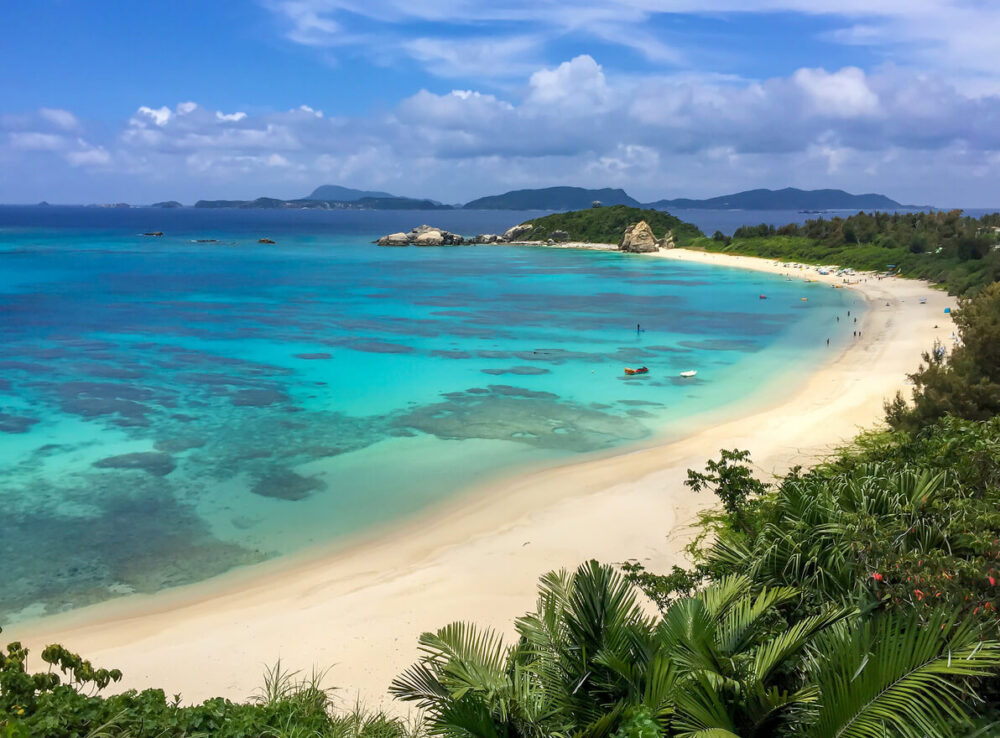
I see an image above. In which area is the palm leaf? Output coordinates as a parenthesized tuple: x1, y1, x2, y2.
(807, 611, 1000, 738)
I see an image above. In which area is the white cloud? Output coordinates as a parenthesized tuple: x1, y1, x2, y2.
(9, 132, 66, 150)
(65, 141, 111, 167)
(793, 67, 880, 118)
(135, 106, 173, 127)
(402, 35, 542, 78)
(216, 110, 248, 122)
(526, 55, 613, 111)
(177, 101, 198, 115)
(5, 57, 1000, 205)
(38, 108, 79, 130)
(263, 0, 1000, 85)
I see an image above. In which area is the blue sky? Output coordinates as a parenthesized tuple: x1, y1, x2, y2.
(3, 0, 1000, 205)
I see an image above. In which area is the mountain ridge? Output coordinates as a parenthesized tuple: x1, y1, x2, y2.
(464, 187, 640, 210)
(644, 187, 907, 211)
(306, 184, 397, 201)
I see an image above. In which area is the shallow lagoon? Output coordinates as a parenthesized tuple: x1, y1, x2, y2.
(0, 208, 862, 621)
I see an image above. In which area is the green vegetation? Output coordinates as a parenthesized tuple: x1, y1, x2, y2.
(393, 562, 998, 737)
(887, 282, 1000, 432)
(518, 205, 703, 246)
(692, 210, 1000, 295)
(0, 637, 416, 737)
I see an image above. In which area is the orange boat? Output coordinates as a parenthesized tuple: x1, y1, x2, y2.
(624, 366, 649, 375)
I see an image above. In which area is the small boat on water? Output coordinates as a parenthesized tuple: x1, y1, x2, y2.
(759, 294, 767, 299)
(680, 370, 697, 378)
(801, 297, 808, 301)
(624, 366, 649, 375)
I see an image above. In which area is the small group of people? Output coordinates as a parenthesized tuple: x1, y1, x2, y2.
(827, 310, 861, 345)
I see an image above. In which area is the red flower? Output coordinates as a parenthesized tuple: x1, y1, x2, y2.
(990, 576, 996, 587)
(872, 572, 883, 582)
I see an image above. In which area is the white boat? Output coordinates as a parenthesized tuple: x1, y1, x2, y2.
(680, 370, 697, 378)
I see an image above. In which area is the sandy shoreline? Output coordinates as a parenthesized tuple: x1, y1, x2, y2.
(9, 248, 956, 711)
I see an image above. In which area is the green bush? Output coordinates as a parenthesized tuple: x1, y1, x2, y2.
(0, 636, 417, 738)
(519, 206, 703, 246)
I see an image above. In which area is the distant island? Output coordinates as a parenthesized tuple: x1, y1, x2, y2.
(306, 184, 397, 201)
(645, 187, 908, 211)
(193, 196, 451, 211)
(464, 186, 639, 210)
(27, 184, 922, 212)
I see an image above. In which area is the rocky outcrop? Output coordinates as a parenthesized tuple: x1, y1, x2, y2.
(472, 233, 501, 243)
(549, 230, 569, 242)
(619, 220, 660, 253)
(502, 223, 534, 242)
(376, 225, 466, 246)
(415, 230, 445, 246)
(659, 230, 675, 249)
(377, 232, 410, 246)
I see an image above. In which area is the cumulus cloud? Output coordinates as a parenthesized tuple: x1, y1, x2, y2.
(526, 55, 613, 111)
(216, 111, 248, 122)
(136, 105, 173, 126)
(3, 56, 1000, 205)
(793, 67, 881, 118)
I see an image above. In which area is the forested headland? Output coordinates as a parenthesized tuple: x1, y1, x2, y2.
(694, 210, 1000, 295)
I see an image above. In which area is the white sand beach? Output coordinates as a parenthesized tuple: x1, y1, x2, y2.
(9, 249, 957, 712)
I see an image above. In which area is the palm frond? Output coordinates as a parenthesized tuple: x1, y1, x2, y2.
(807, 611, 1000, 738)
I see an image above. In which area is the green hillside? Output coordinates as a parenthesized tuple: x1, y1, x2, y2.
(516, 205, 703, 245)
(692, 209, 1000, 295)
(464, 186, 639, 210)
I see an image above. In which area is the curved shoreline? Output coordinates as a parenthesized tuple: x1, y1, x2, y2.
(9, 249, 955, 709)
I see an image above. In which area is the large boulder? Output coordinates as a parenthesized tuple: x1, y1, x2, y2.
(549, 230, 570, 242)
(658, 230, 676, 250)
(502, 223, 534, 242)
(414, 230, 445, 246)
(375, 225, 465, 246)
(377, 232, 410, 246)
(619, 220, 660, 253)
(473, 233, 500, 244)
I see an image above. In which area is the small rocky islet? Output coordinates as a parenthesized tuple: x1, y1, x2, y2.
(375, 205, 693, 253)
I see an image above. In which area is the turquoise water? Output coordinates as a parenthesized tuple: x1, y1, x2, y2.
(0, 208, 862, 622)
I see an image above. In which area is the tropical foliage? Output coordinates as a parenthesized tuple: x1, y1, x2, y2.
(693, 209, 1000, 295)
(887, 282, 1000, 432)
(392, 561, 1000, 737)
(0, 633, 416, 738)
(518, 206, 703, 247)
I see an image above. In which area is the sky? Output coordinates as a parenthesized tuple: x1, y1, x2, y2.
(2, 1, 1000, 206)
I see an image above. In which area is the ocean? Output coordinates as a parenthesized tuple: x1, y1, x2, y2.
(0, 206, 863, 623)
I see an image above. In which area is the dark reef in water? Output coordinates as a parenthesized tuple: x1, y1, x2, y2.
(251, 469, 325, 500)
(396, 385, 648, 452)
(0, 412, 39, 433)
(481, 366, 551, 376)
(93, 452, 177, 477)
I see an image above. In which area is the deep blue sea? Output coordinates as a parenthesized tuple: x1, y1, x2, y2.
(0, 206, 863, 622)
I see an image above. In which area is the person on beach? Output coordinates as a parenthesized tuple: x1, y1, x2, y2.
(826, 338, 830, 345)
